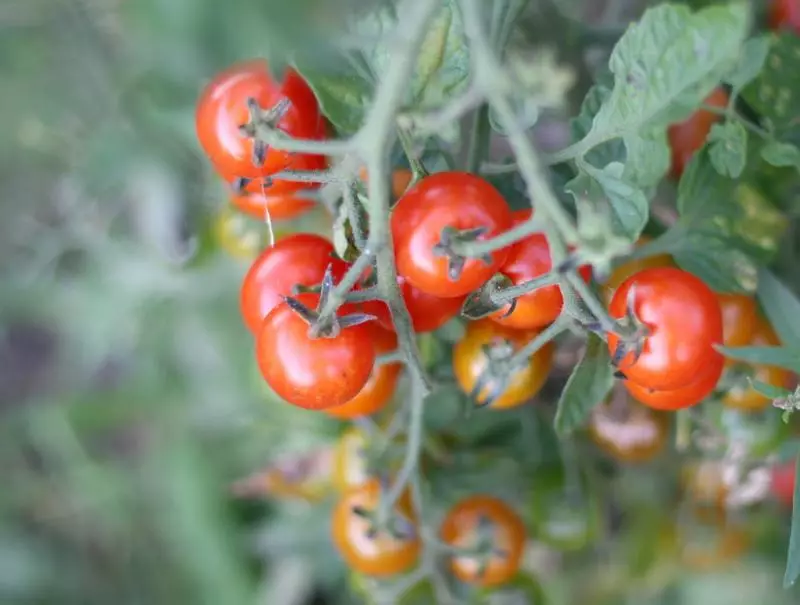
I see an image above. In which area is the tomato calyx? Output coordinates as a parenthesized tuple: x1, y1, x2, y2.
(351, 500, 417, 542)
(432, 225, 494, 282)
(282, 265, 376, 338)
(238, 96, 291, 162)
(467, 338, 525, 408)
(609, 284, 651, 373)
(449, 514, 510, 582)
(461, 274, 517, 320)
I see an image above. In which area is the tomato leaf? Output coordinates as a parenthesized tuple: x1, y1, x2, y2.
(784, 453, 800, 588)
(757, 269, 800, 349)
(749, 378, 793, 401)
(716, 345, 800, 374)
(761, 140, 800, 170)
(724, 35, 772, 91)
(743, 32, 800, 131)
(554, 334, 614, 435)
(588, 3, 749, 143)
(670, 232, 757, 294)
(708, 121, 747, 178)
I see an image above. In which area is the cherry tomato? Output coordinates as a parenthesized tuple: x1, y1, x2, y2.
(440, 495, 525, 587)
(213, 205, 270, 259)
(771, 460, 796, 507)
(391, 172, 513, 298)
(601, 235, 673, 304)
(717, 293, 757, 349)
(256, 292, 375, 410)
(723, 318, 792, 412)
(624, 352, 723, 411)
(240, 233, 348, 333)
(331, 479, 420, 576)
(359, 167, 414, 199)
(667, 87, 728, 179)
(607, 267, 724, 391)
(230, 189, 315, 222)
(195, 59, 327, 184)
(587, 391, 670, 463)
(453, 319, 554, 409)
(326, 327, 402, 419)
(490, 210, 592, 330)
(770, 0, 800, 32)
(368, 275, 465, 333)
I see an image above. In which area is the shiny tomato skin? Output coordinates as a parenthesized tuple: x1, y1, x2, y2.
(770, 0, 800, 32)
(196, 59, 326, 181)
(240, 234, 347, 333)
(230, 189, 315, 221)
(771, 461, 796, 507)
(391, 172, 513, 298)
(440, 495, 526, 587)
(722, 318, 792, 412)
(607, 267, 723, 391)
(453, 320, 554, 409)
(668, 88, 728, 180)
(717, 293, 758, 349)
(256, 293, 375, 410)
(491, 210, 592, 330)
(326, 327, 402, 419)
(369, 276, 465, 333)
(624, 352, 724, 411)
(331, 480, 420, 576)
(602, 236, 673, 304)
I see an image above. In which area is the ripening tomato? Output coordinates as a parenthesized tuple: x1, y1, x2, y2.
(624, 352, 723, 411)
(326, 327, 402, 419)
(367, 275, 465, 334)
(213, 205, 269, 259)
(440, 495, 525, 587)
(195, 59, 327, 185)
(771, 460, 796, 507)
(256, 292, 375, 410)
(602, 236, 673, 303)
(359, 167, 414, 199)
(722, 318, 792, 412)
(668, 87, 728, 179)
(717, 293, 757, 349)
(391, 172, 513, 298)
(490, 210, 592, 330)
(607, 267, 723, 391)
(230, 189, 315, 221)
(588, 393, 670, 463)
(770, 0, 800, 32)
(331, 480, 420, 576)
(240, 233, 348, 333)
(453, 319, 554, 409)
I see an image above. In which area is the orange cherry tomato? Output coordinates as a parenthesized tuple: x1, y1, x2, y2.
(440, 495, 526, 587)
(453, 319, 554, 409)
(331, 480, 420, 577)
(668, 87, 728, 180)
(717, 293, 757, 349)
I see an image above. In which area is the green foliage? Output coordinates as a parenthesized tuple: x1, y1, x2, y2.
(758, 269, 800, 348)
(743, 32, 800, 132)
(785, 455, 800, 587)
(708, 121, 748, 178)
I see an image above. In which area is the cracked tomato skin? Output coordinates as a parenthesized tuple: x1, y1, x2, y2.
(326, 327, 402, 419)
(391, 171, 513, 298)
(332, 480, 420, 577)
(440, 495, 525, 587)
(667, 87, 728, 180)
(196, 59, 327, 185)
(256, 293, 375, 410)
(607, 267, 723, 391)
(368, 275, 465, 334)
(624, 352, 724, 411)
(240, 233, 348, 334)
(453, 320, 554, 410)
(491, 210, 592, 330)
(770, 0, 800, 32)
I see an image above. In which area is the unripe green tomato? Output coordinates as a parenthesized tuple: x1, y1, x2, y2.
(526, 466, 604, 551)
(471, 572, 548, 605)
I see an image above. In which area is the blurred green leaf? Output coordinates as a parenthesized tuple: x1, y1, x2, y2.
(758, 269, 800, 348)
(743, 32, 800, 132)
(784, 454, 800, 587)
(749, 379, 793, 401)
(716, 345, 800, 373)
(708, 121, 747, 178)
(761, 140, 800, 170)
(554, 334, 614, 435)
(724, 35, 771, 91)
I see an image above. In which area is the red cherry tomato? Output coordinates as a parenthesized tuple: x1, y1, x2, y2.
(668, 87, 728, 179)
(256, 292, 375, 410)
(240, 234, 348, 333)
(771, 460, 796, 507)
(326, 327, 402, 419)
(607, 267, 723, 391)
(601, 235, 673, 304)
(624, 353, 724, 411)
(195, 59, 327, 184)
(230, 189, 315, 222)
(367, 275, 465, 334)
(717, 293, 757, 349)
(391, 172, 513, 298)
(331, 480, 420, 576)
(440, 495, 526, 587)
(491, 210, 591, 330)
(770, 0, 800, 32)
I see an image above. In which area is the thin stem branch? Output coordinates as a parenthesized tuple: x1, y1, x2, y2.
(248, 129, 355, 155)
(397, 128, 428, 180)
(492, 272, 560, 304)
(465, 104, 490, 174)
(564, 272, 618, 334)
(267, 169, 339, 183)
(452, 213, 545, 257)
(397, 80, 484, 132)
(510, 318, 568, 365)
(480, 160, 517, 175)
(700, 103, 771, 139)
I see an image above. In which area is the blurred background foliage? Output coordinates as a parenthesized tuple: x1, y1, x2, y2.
(1, 1, 799, 604)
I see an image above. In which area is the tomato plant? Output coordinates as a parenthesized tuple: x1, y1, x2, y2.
(367, 275, 465, 334)
(391, 171, 513, 298)
(453, 320, 554, 409)
(607, 267, 724, 392)
(717, 293, 758, 349)
(440, 495, 525, 588)
(601, 236, 673, 303)
(667, 87, 728, 179)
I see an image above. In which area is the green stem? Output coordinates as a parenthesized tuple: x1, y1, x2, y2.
(510, 318, 568, 366)
(266, 169, 339, 183)
(480, 160, 517, 175)
(397, 128, 428, 180)
(465, 103, 490, 174)
(700, 104, 771, 139)
(453, 213, 545, 257)
(492, 272, 559, 304)
(396, 82, 483, 132)
(565, 272, 618, 334)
